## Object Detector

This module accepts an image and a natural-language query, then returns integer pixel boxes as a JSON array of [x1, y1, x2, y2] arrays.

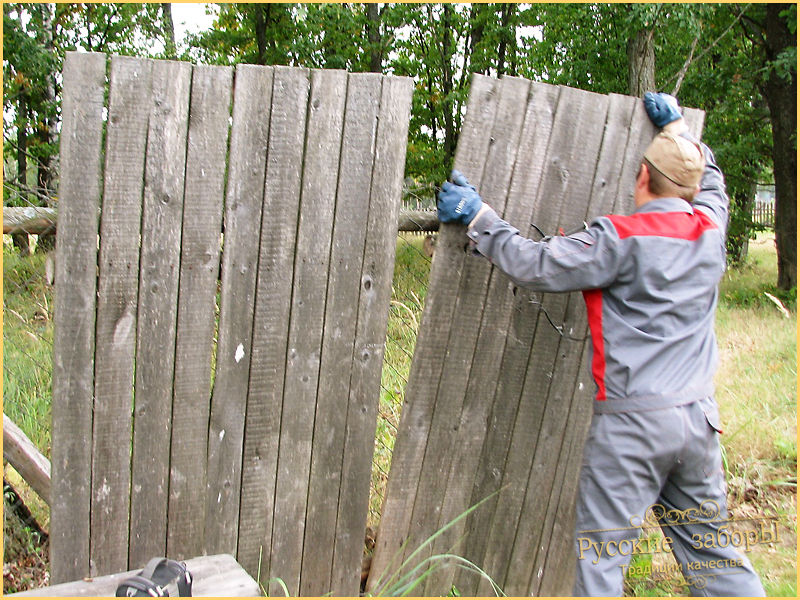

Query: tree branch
[[661, 4, 752, 92], [670, 32, 701, 96]]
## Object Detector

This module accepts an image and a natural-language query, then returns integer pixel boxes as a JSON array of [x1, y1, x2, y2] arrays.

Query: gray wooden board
[[129, 59, 192, 568], [526, 94, 639, 596], [91, 55, 153, 576], [51, 54, 415, 593], [269, 68, 348, 597], [374, 75, 706, 597], [50, 51, 107, 584], [454, 81, 561, 597], [8, 554, 260, 597], [365, 74, 501, 592], [502, 88, 611, 595], [167, 64, 233, 561], [237, 65, 310, 579], [421, 75, 532, 595], [536, 344, 594, 596], [204, 64, 274, 557], [329, 74, 413, 597], [472, 85, 609, 595], [300, 73, 383, 597]]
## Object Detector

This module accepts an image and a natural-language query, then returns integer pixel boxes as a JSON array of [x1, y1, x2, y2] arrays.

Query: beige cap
[[643, 131, 704, 187]]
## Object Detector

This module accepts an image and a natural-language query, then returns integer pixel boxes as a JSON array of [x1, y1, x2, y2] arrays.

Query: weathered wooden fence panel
[[51, 52, 412, 597], [368, 75, 704, 596]]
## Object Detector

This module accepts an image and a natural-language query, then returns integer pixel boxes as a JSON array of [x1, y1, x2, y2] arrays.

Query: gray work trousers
[[573, 398, 766, 597]]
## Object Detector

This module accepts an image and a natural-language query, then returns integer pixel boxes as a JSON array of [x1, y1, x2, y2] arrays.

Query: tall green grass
[[3, 245, 54, 459], [370, 234, 432, 525]]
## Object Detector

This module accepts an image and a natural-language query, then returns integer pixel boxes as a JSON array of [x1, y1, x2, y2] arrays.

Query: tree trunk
[[161, 3, 177, 60], [14, 88, 31, 256], [17, 90, 28, 194], [254, 4, 269, 65], [762, 4, 797, 290], [441, 4, 456, 161], [627, 27, 656, 96], [467, 4, 483, 74], [37, 3, 57, 205], [366, 3, 381, 73], [497, 4, 516, 77]]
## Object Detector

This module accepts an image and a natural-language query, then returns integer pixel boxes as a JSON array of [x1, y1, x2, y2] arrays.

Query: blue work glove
[[644, 92, 682, 128], [437, 170, 483, 225]]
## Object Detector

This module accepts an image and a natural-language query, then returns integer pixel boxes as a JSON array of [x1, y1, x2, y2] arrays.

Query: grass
[[2, 245, 54, 460], [369, 234, 432, 526]]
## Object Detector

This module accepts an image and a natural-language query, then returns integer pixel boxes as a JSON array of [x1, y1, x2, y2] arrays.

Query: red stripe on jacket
[[607, 210, 717, 241], [582, 289, 606, 400]]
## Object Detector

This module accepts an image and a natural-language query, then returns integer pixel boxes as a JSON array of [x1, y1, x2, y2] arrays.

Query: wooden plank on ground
[[237, 65, 310, 579], [167, 64, 233, 561], [90, 55, 153, 577], [269, 68, 348, 597], [299, 72, 383, 597], [8, 554, 260, 597], [48, 50, 106, 584], [128, 59, 192, 568], [366, 74, 501, 592], [204, 64, 274, 557], [453, 80, 561, 597], [329, 73, 413, 597]]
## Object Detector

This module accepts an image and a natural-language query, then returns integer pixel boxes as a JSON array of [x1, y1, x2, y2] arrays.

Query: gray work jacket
[[467, 139, 729, 415]]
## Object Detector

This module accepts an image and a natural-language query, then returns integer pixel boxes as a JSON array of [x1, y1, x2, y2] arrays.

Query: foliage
[[3, 4, 792, 258]]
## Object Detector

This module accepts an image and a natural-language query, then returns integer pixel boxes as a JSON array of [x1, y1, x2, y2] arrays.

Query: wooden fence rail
[[50, 52, 412, 597], [3, 207, 439, 238]]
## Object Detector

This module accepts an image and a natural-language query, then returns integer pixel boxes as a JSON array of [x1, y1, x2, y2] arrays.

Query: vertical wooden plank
[[329, 74, 413, 597], [237, 66, 310, 579], [204, 64, 273, 556], [536, 345, 594, 596], [419, 75, 532, 596], [366, 74, 500, 592], [683, 107, 705, 141], [90, 55, 153, 577], [475, 86, 609, 595], [611, 101, 659, 216], [524, 94, 638, 596], [299, 72, 383, 597], [269, 68, 348, 597], [453, 80, 561, 597], [128, 59, 192, 568], [167, 64, 233, 561], [50, 51, 107, 584]]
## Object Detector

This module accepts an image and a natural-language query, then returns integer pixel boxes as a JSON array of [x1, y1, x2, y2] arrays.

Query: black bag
[[116, 557, 193, 597]]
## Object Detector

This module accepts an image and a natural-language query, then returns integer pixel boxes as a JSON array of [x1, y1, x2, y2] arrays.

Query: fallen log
[[4, 206, 440, 237], [397, 209, 438, 232], [3, 207, 57, 236]]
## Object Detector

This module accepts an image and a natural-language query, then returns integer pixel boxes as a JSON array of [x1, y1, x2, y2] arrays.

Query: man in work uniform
[[436, 93, 766, 597]]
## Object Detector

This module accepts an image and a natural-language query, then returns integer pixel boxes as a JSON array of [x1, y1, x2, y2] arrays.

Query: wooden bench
[[7, 554, 260, 597]]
